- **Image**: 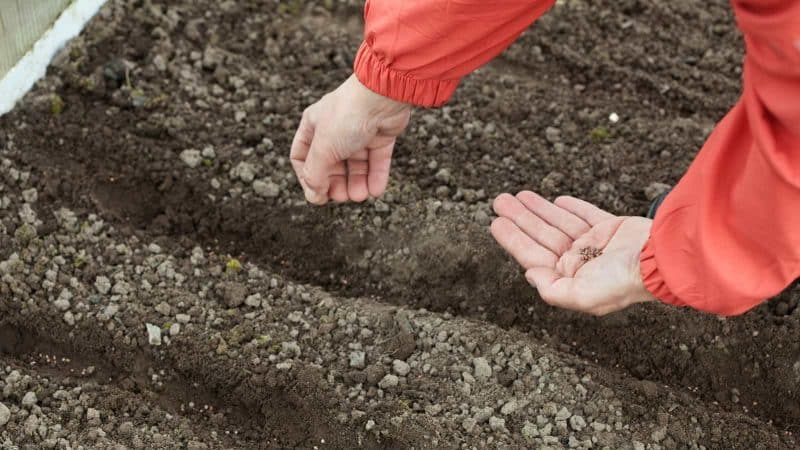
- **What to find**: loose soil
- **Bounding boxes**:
[0,0,798,448]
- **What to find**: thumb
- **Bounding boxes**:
[302,139,338,205]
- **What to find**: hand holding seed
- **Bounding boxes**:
[491,192,656,316]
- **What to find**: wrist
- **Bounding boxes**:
[346,74,411,117]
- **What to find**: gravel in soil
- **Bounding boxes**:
[0,0,798,449]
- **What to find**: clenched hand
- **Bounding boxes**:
[290,75,412,205]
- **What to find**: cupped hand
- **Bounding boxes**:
[491,191,656,315]
[290,75,412,205]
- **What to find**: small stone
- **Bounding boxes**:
[146,323,162,346]
[95,276,111,294]
[365,420,375,431]
[609,112,620,123]
[489,416,507,433]
[281,341,301,357]
[569,415,587,431]
[21,391,37,408]
[651,427,667,442]
[176,313,191,324]
[169,323,181,336]
[462,417,477,433]
[64,311,75,326]
[54,298,70,311]
[21,188,38,203]
[633,441,646,450]
[180,149,202,168]
[155,302,171,315]
[378,374,399,389]
[392,360,410,376]
[500,400,518,415]
[474,407,493,423]
[473,357,492,381]
[521,421,538,441]
[555,407,571,421]
[222,282,247,307]
[0,402,10,426]
[349,351,365,369]
[232,162,256,183]
[245,294,262,307]
[87,408,101,425]
[545,126,561,143]
[253,179,280,197]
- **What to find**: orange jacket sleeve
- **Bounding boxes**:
[640,0,800,315]
[353,0,555,107]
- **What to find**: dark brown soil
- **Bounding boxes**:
[1,0,798,448]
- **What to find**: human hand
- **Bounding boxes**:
[491,191,656,316]
[290,75,412,205]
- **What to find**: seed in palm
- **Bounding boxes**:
[580,246,603,262]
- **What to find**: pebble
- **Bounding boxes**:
[569,415,587,431]
[462,417,477,433]
[253,179,280,197]
[392,360,410,376]
[245,294,262,307]
[378,374,399,389]
[500,400,518,415]
[180,149,202,168]
[155,302,171,315]
[169,323,181,336]
[176,313,191,324]
[54,298,71,311]
[349,351,365,369]
[521,421,538,440]
[232,162,256,183]
[0,402,9,426]
[146,323,162,346]
[365,420,375,431]
[489,416,507,433]
[555,407,572,421]
[95,276,111,294]
[472,357,492,381]
[21,188,37,203]
[64,311,75,326]
[21,391,37,408]
[474,407,494,423]
[222,282,247,307]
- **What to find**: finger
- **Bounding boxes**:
[490,217,559,269]
[367,143,394,198]
[329,176,349,202]
[493,193,572,256]
[290,111,316,198]
[516,191,591,240]
[347,150,370,202]
[525,267,586,312]
[554,196,615,226]
[302,138,339,205]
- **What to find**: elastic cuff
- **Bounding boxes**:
[353,42,459,108]
[639,238,684,307]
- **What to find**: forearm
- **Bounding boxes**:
[640,0,800,315]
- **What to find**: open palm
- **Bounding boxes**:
[491,191,655,315]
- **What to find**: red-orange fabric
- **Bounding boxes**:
[354,0,556,106]
[354,0,800,315]
[641,0,800,315]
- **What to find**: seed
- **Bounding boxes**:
[580,247,603,262]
